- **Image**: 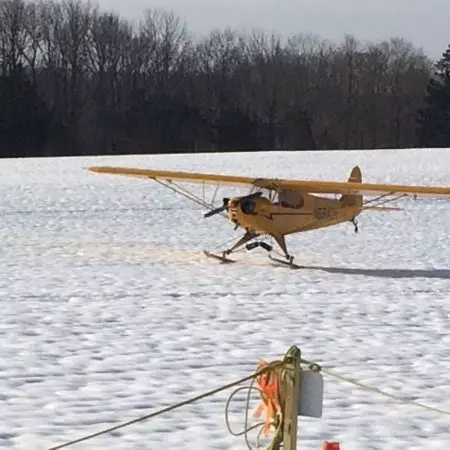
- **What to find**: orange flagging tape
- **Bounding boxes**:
[253,359,282,436]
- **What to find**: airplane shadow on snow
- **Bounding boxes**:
[300,265,450,280]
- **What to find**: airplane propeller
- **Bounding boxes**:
[204,191,262,218]
[204,197,230,218]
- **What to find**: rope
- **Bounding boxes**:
[47,360,285,450]
[225,380,270,450]
[224,363,286,450]
[48,350,450,450]
[224,345,300,450]
[299,358,450,416]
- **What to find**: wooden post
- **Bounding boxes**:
[282,345,301,450]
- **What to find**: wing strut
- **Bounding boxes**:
[153,178,228,218]
[362,193,408,210]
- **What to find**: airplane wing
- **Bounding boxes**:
[253,179,450,198]
[88,166,256,188]
[88,166,450,198]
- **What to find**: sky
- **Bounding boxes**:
[97,0,448,60]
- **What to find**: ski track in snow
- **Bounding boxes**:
[0,149,449,450]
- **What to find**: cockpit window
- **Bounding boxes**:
[277,189,304,208]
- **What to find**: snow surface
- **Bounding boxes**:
[1,148,450,450]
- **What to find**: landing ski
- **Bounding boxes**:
[203,251,236,264]
[268,254,303,269]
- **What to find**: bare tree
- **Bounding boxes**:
[0,0,28,75]
[0,1,437,156]
[384,38,432,147]
[193,28,247,149]
[87,10,132,149]
[245,31,287,148]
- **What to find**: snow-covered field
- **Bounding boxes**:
[1,148,449,450]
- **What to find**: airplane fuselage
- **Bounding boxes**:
[227,193,361,236]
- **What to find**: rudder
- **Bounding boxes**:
[347,165,362,183]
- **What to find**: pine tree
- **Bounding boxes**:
[417,45,450,147]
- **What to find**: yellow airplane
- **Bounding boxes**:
[88,165,450,267]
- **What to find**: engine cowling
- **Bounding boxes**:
[227,195,272,230]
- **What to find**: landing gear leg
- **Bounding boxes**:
[222,231,258,257]
[351,217,359,233]
[268,234,301,268]
[269,234,295,264]
[204,231,258,263]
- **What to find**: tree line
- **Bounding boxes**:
[0,0,448,157]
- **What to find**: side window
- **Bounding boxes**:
[279,189,304,208]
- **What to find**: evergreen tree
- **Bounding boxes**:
[417,45,450,147]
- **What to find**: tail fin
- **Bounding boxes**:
[340,165,362,207]
[347,165,361,183]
